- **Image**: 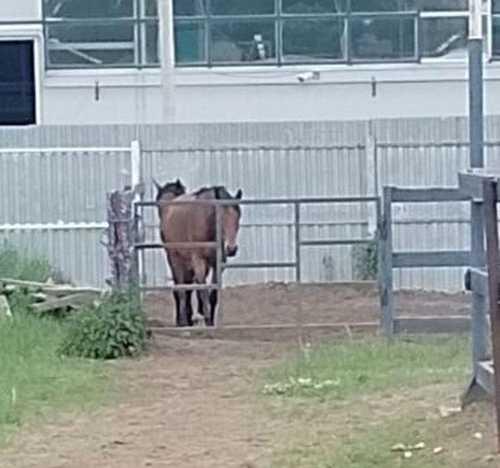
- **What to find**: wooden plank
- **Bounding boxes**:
[31,292,101,313]
[390,187,468,203]
[381,187,394,337]
[482,178,500,446]
[42,286,103,297]
[394,316,470,334]
[393,251,470,268]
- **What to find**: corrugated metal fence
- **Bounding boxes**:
[0,146,133,286]
[2,123,500,291]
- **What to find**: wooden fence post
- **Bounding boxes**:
[380,187,394,337]
[106,187,138,292]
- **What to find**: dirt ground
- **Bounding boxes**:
[145,282,470,327]
[1,336,499,468]
[0,284,488,468]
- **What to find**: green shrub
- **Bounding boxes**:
[0,242,54,283]
[352,240,378,281]
[59,291,147,360]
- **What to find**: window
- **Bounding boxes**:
[494,0,500,56]
[173,0,418,65]
[43,0,159,68]
[420,0,489,60]
[0,41,36,125]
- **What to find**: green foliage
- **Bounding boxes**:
[352,240,378,281]
[0,242,53,283]
[59,291,147,360]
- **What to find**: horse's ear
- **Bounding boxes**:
[235,189,243,199]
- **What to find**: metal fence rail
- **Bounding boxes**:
[134,195,380,328]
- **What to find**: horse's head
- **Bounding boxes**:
[154,178,186,203]
[216,187,243,258]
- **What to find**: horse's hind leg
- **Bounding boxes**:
[192,257,211,327]
[169,254,192,327]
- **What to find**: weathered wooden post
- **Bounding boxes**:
[106,186,139,292]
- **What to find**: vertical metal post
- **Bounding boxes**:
[482,179,500,452]
[365,124,378,236]
[381,187,394,337]
[159,0,176,122]
[469,0,487,374]
[294,202,301,283]
[130,140,145,287]
[215,203,224,328]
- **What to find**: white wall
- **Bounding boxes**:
[40,62,500,125]
[0,0,40,20]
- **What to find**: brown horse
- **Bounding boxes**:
[154,178,201,326]
[159,186,242,327]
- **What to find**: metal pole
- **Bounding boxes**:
[159,0,176,122]
[215,203,224,328]
[469,0,484,169]
[469,0,488,376]
[294,202,301,283]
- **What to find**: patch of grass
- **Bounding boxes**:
[266,336,484,468]
[0,309,111,446]
[263,336,470,399]
[271,402,495,468]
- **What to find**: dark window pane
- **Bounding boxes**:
[494,0,500,14]
[145,0,159,17]
[350,16,416,60]
[0,41,35,125]
[420,0,467,10]
[175,21,206,63]
[173,0,207,16]
[494,17,500,55]
[421,18,467,58]
[282,19,345,62]
[210,20,276,63]
[145,22,160,63]
[43,0,134,18]
[350,1,416,12]
[210,0,275,16]
[282,0,347,14]
[46,23,136,66]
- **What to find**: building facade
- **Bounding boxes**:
[1,0,500,125]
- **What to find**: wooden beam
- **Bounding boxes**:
[393,251,470,268]
[482,178,500,450]
[31,292,100,313]
[390,187,468,203]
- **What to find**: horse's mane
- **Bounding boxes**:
[194,186,241,213]
[193,186,229,198]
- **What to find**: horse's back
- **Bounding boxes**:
[163,193,214,243]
